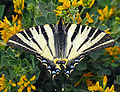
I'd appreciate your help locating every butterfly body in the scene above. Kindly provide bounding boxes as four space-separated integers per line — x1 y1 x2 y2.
7 19 115 78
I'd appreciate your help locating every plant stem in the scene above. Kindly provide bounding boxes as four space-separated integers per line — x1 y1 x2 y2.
79 6 85 16
75 6 85 23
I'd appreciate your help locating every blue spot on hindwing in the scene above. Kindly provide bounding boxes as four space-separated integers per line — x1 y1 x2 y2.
70 65 74 69
52 71 56 74
56 69 61 72
42 59 47 63
66 70 70 74
47 66 51 69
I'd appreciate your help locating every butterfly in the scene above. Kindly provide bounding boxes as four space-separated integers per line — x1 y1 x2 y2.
7 18 115 78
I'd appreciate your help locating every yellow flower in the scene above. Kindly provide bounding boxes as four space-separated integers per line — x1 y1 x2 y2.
17 75 36 92
9 80 16 87
0 15 23 44
78 0 95 8
30 76 36 81
74 80 81 87
62 0 71 9
105 46 120 62
13 0 24 14
76 13 82 24
85 12 94 24
71 13 82 24
88 81 104 91
58 0 64 3
0 75 7 91
110 85 115 92
88 75 116 92
103 75 107 88
72 0 77 6
97 6 114 21
105 28 111 34
18 85 25 92
54 9 62 16
0 16 11 29
83 72 93 78
74 72 94 87
56 0 71 11
57 6 64 10
86 79 94 87
12 14 18 23
105 85 116 92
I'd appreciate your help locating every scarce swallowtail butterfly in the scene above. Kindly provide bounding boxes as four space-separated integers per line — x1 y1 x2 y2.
7 18 115 78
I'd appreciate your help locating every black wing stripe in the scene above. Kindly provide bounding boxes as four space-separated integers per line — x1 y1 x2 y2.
71 24 80 42
91 29 102 41
77 29 114 54
66 24 77 58
35 26 40 34
25 28 33 38
65 23 72 33
83 34 114 53
7 41 36 54
77 27 95 52
43 24 56 57
20 31 30 41
8 35 36 51
81 25 86 34
31 38 43 51
49 24 55 34
40 26 49 42
66 45 73 58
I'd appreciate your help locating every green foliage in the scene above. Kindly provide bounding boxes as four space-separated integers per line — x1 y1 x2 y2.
0 47 40 89
0 5 5 19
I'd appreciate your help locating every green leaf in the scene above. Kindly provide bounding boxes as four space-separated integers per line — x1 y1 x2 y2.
33 66 40 80
89 49 105 60
97 69 111 77
30 55 35 68
74 89 87 92
103 69 111 75
25 0 38 5
1 56 10 66
0 48 5 57
47 1 54 12
91 62 102 69
0 5 5 19
111 63 119 68
38 1 48 16
47 12 57 24
9 55 19 66
42 0 51 4
35 15 48 25
116 75 120 85
6 47 15 57
76 61 87 71
22 58 32 68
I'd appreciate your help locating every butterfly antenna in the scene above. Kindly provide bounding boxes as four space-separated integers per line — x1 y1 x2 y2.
56 17 65 25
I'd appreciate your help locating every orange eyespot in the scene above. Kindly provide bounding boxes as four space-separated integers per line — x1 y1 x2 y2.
54 58 61 64
62 59 68 64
